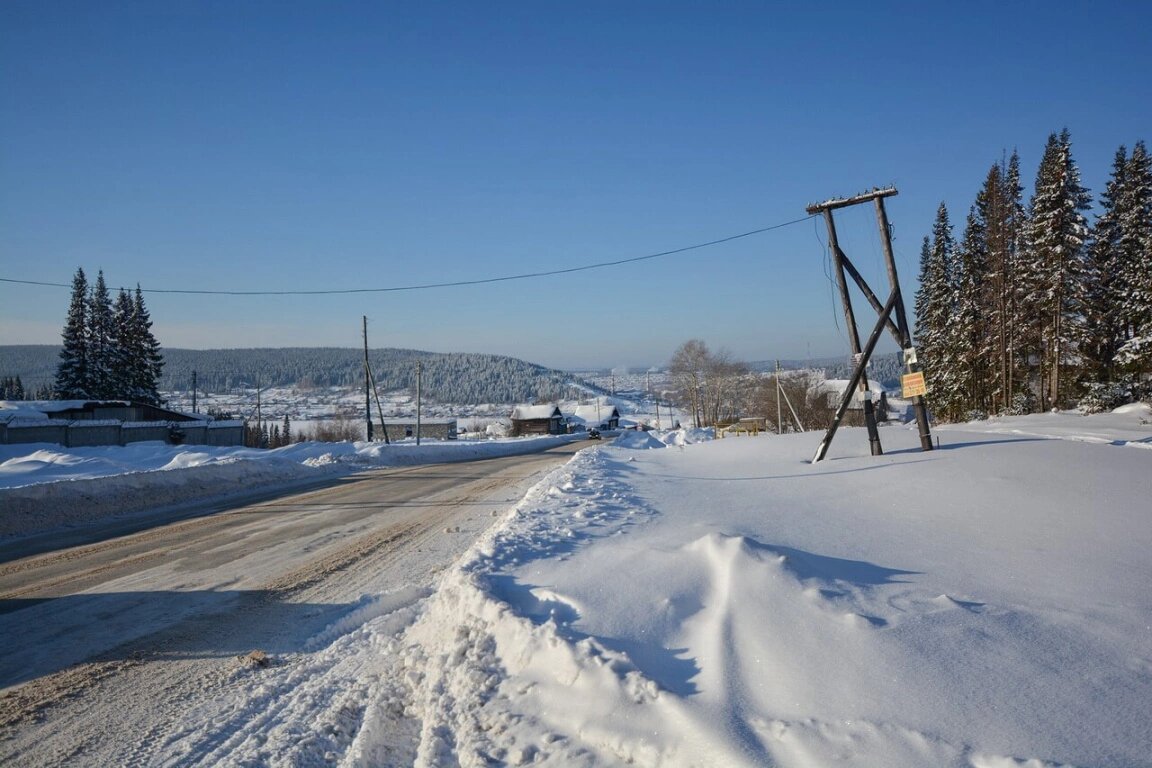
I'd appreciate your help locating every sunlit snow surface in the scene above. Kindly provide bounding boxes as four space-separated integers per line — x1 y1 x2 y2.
3 405 1151 767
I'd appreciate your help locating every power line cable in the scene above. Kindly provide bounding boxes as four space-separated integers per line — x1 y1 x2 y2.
1 215 815 297
813 215 845 343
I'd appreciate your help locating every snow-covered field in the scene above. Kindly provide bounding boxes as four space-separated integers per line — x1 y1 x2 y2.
3 405 1151 766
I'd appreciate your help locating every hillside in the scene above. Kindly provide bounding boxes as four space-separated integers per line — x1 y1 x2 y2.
0 345 582 405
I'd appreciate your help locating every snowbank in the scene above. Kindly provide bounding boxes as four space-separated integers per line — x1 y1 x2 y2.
0 435 580 538
6 404 1151 766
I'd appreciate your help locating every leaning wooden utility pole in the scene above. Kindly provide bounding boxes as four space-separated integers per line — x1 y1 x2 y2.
806 187 933 462
873 192 933 453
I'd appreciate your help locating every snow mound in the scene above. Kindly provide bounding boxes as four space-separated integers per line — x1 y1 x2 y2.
611 430 667 450
657 427 714 446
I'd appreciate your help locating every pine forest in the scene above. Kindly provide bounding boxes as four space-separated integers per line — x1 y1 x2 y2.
915 132 1151 421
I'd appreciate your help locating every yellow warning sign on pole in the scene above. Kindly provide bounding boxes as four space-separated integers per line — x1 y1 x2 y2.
902 372 927 398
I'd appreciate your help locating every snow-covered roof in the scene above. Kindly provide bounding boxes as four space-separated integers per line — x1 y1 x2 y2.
509 404 562 420
0 402 52 423
568 405 620 423
0 400 199 422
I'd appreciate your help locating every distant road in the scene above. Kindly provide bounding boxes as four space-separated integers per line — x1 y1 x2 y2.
0 439 589 767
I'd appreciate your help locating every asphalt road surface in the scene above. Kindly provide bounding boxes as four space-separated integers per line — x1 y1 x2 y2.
0 440 588 767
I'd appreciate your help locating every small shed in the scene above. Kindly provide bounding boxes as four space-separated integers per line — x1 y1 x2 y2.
567 404 621 432
509 404 565 437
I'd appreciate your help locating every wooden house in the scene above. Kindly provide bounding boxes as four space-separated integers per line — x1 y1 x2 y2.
567 404 621 432
509 404 565 437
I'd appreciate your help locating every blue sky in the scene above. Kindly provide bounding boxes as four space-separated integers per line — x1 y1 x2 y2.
2 1 1149 371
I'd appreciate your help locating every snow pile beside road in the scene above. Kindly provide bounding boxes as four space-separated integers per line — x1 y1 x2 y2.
1 455 342 537
7 404 1151 767
612 429 668 450
361 405 1152 766
0 435 579 538
151 404 1152 766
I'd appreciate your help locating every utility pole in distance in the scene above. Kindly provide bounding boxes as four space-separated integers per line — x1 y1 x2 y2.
363 316 373 442
416 360 423 446
776 360 782 435
806 187 933 462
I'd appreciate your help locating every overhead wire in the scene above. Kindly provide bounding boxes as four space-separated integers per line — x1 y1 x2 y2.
0 214 816 297
813 214 845 343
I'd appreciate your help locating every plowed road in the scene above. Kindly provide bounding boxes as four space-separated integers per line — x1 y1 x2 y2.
0 440 587 767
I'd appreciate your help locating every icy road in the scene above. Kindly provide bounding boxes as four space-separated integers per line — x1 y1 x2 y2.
0 441 587 767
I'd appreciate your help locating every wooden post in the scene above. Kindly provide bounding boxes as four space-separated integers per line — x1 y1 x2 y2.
874 195 933 452
806 187 931 461
819 208 882 456
812 291 898 463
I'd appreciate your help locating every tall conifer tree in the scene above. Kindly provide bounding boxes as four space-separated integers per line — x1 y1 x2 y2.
981 152 1028 412
55 267 91 399
955 201 992 416
1084 146 1129 382
915 203 961 419
112 288 141 400
1114 141 1152 374
1025 130 1092 409
131 286 164 404
87 270 116 399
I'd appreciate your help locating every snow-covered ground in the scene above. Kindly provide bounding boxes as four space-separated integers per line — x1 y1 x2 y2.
3 404 1151 766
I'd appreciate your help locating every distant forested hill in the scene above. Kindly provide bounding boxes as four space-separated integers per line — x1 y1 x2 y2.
823 352 904 389
0 346 581 405
746 352 904 389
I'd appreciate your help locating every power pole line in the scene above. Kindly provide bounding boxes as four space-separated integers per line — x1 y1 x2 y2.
776 360 782 435
806 187 933 462
415 360 423 446
363 316 373 442
873 194 933 452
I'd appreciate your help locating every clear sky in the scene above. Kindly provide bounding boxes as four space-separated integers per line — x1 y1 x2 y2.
2 1 1150 371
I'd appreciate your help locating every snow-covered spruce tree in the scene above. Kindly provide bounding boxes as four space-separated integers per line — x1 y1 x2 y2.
0 376 26 399
914 203 962 420
1113 141 1152 380
111 289 136 399
55 267 92 399
981 153 1029 413
955 200 994 419
1024 130 1092 410
131 286 164 404
87 270 118 400
1084 146 1130 384
110 287 162 405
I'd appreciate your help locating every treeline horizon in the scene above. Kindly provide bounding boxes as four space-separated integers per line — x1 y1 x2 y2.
0 345 584 406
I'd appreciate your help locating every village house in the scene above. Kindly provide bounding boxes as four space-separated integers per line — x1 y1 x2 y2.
508 404 565 437
566 404 621 432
